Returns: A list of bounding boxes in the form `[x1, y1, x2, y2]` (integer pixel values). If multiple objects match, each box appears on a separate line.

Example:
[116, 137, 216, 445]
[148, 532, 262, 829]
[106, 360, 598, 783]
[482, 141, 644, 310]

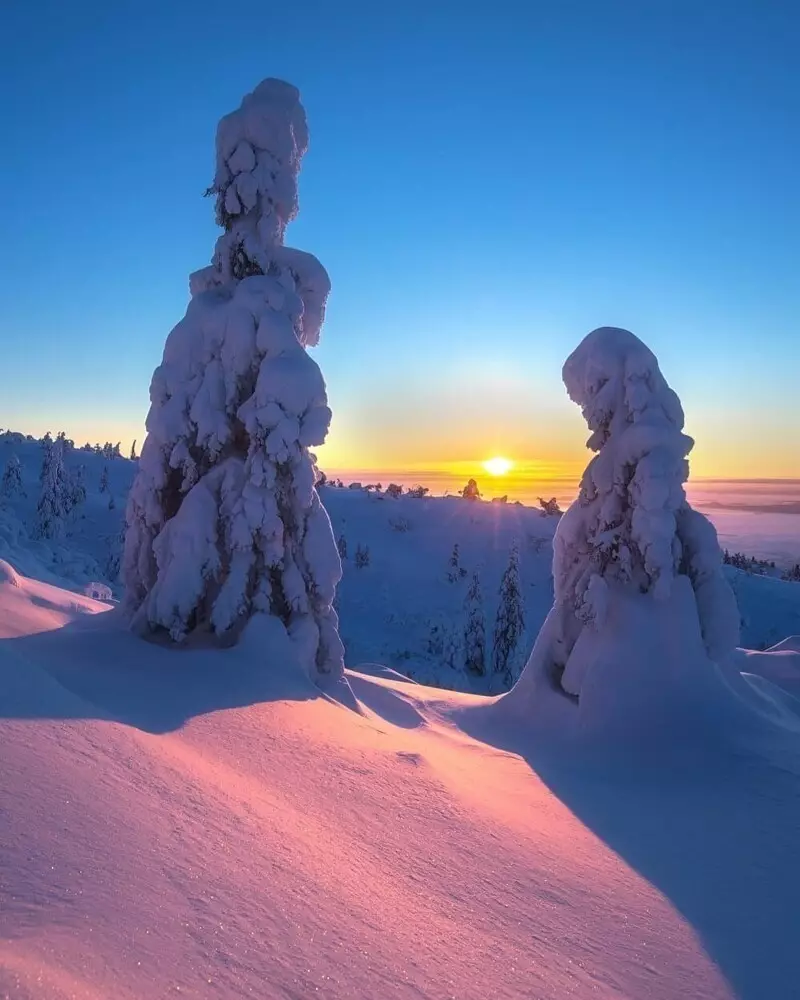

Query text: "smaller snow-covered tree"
[99, 466, 109, 494]
[337, 534, 348, 560]
[130, 439, 137, 461]
[67, 463, 87, 515]
[0, 454, 24, 502]
[538, 496, 563, 517]
[355, 543, 370, 569]
[385, 483, 403, 498]
[105, 523, 126, 582]
[407, 485, 429, 498]
[782, 563, 800, 583]
[108, 494, 116, 511]
[463, 571, 486, 676]
[447, 543, 468, 582]
[492, 542, 525, 688]
[34, 436, 69, 539]
[461, 479, 481, 501]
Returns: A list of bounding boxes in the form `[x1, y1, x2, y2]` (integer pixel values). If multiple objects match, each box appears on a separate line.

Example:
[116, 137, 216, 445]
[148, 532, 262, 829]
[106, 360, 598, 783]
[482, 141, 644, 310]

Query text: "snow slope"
[2, 432, 799, 687]
[3, 565, 800, 999]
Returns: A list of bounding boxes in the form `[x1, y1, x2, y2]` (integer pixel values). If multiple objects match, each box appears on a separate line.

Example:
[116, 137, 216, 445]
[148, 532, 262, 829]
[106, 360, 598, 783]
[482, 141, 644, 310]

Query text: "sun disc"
[483, 456, 512, 476]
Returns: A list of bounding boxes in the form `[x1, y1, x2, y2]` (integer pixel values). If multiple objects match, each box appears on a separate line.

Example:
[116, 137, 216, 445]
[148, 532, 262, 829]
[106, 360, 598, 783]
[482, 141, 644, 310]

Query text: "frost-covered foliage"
[123, 79, 344, 678]
[0, 454, 24, 502]
[549, 327, 739, 696]
[492, 542, 525, 686]
[385, 483, 403, 498]
[463, 571, 486, 675]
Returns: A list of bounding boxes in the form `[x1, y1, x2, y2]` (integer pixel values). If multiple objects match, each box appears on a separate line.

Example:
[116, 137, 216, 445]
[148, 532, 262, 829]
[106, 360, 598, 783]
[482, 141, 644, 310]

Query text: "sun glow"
[483, 456, 513, 476]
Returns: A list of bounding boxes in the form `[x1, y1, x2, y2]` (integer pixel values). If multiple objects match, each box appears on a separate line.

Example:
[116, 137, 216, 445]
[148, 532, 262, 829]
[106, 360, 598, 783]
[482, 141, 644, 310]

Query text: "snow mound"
[0, 558, 20, 587]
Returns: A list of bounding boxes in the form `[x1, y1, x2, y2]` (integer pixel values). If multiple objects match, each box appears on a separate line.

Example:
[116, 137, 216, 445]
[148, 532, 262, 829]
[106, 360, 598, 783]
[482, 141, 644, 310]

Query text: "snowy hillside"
[2, 431, 799, 690]
[2, 557, 800, 999]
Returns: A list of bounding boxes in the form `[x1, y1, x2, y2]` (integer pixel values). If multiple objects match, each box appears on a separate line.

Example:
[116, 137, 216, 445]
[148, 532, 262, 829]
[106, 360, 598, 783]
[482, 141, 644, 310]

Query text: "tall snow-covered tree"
[463, 571, 486, 675]
[34, 435, 69, 539]
[0, 454, 24, 502]
[492, 542, 525, 687]
[123, 79, 344, 679]
[515, 327, 740, 704]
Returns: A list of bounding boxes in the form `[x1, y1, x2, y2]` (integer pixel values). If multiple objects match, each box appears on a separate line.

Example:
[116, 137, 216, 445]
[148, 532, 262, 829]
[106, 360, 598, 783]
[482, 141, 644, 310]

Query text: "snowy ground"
[3, 432, 800, 997]
[2, 432, 798, 686]
[3, 562, 800, 999]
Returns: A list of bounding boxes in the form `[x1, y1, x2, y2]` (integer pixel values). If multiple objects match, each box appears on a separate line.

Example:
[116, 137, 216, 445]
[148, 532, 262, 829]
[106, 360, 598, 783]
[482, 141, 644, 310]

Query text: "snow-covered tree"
[447, 543, 467, 583]
[492, 542, 525, 687]
[0, 454, 24, 502]
[123, 79, 344, 679]
[67, 463, 87, 515]
[130, 440, 137, 461]
[522, 327, 740, 702]
[537, 496, 562, 516]
[34, 435, 69, 539]
[355, 544, 370, 569]
[463, 571, 486, 675]
[99, 466, 109, 494]
[461, 478, 481, 501]
[385, 483, 403, 498]
[337, 534, 347, 560]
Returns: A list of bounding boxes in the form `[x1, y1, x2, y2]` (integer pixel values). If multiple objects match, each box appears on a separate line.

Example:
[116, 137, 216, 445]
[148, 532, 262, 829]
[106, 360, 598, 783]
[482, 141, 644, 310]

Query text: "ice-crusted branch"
[124, 79, 343, 679]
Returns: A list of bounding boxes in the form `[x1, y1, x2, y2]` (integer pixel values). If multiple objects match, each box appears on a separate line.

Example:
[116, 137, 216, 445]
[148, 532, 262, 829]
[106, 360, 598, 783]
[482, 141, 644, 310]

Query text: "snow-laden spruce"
[124, 79, 344, 678]
[510, 327, 740, 706]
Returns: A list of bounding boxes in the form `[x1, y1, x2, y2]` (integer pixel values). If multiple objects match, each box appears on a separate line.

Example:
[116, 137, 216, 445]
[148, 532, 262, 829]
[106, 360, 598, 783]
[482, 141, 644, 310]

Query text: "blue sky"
[1, 0, 797, 477]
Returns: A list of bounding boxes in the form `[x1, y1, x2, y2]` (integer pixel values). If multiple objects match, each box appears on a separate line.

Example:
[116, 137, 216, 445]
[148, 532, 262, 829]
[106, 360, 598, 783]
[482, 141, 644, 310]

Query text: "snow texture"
[123, 80, 343, 678]
[532, 327, 740, 699]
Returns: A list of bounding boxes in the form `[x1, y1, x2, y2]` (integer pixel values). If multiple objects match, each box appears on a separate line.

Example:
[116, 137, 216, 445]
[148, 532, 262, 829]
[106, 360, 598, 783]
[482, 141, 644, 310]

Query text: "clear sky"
[1, 0, 797, 483]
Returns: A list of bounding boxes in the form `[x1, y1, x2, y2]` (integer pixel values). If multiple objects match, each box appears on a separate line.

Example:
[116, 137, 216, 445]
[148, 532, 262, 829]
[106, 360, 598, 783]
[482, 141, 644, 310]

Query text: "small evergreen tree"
[99, 466, 109, 494]
[461, 478, 481, 501]
[130, 439, 137, 461]
[0, 454, 24, 502]
[34, 436, 69, 539]
[537, 496, 562, 516]
[67, 463, 87, 515]
[355, 543, 370, 569]
[337, 534, 348, 560]
[385, 483, 403, 498]
[447, 543, 460, 582]
[463, 571, 486, 676]
[492, 542, 525, 687]
[108, 494, 116, 511]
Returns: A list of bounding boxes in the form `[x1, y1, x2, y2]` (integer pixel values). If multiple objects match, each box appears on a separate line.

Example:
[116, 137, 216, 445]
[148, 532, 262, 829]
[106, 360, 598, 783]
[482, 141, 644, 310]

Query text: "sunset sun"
[483, 456, 513, 476]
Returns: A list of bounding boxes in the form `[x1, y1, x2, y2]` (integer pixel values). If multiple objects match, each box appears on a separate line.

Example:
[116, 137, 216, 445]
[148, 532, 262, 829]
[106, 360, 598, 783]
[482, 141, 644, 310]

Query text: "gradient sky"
[1, 1, 798, 481]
